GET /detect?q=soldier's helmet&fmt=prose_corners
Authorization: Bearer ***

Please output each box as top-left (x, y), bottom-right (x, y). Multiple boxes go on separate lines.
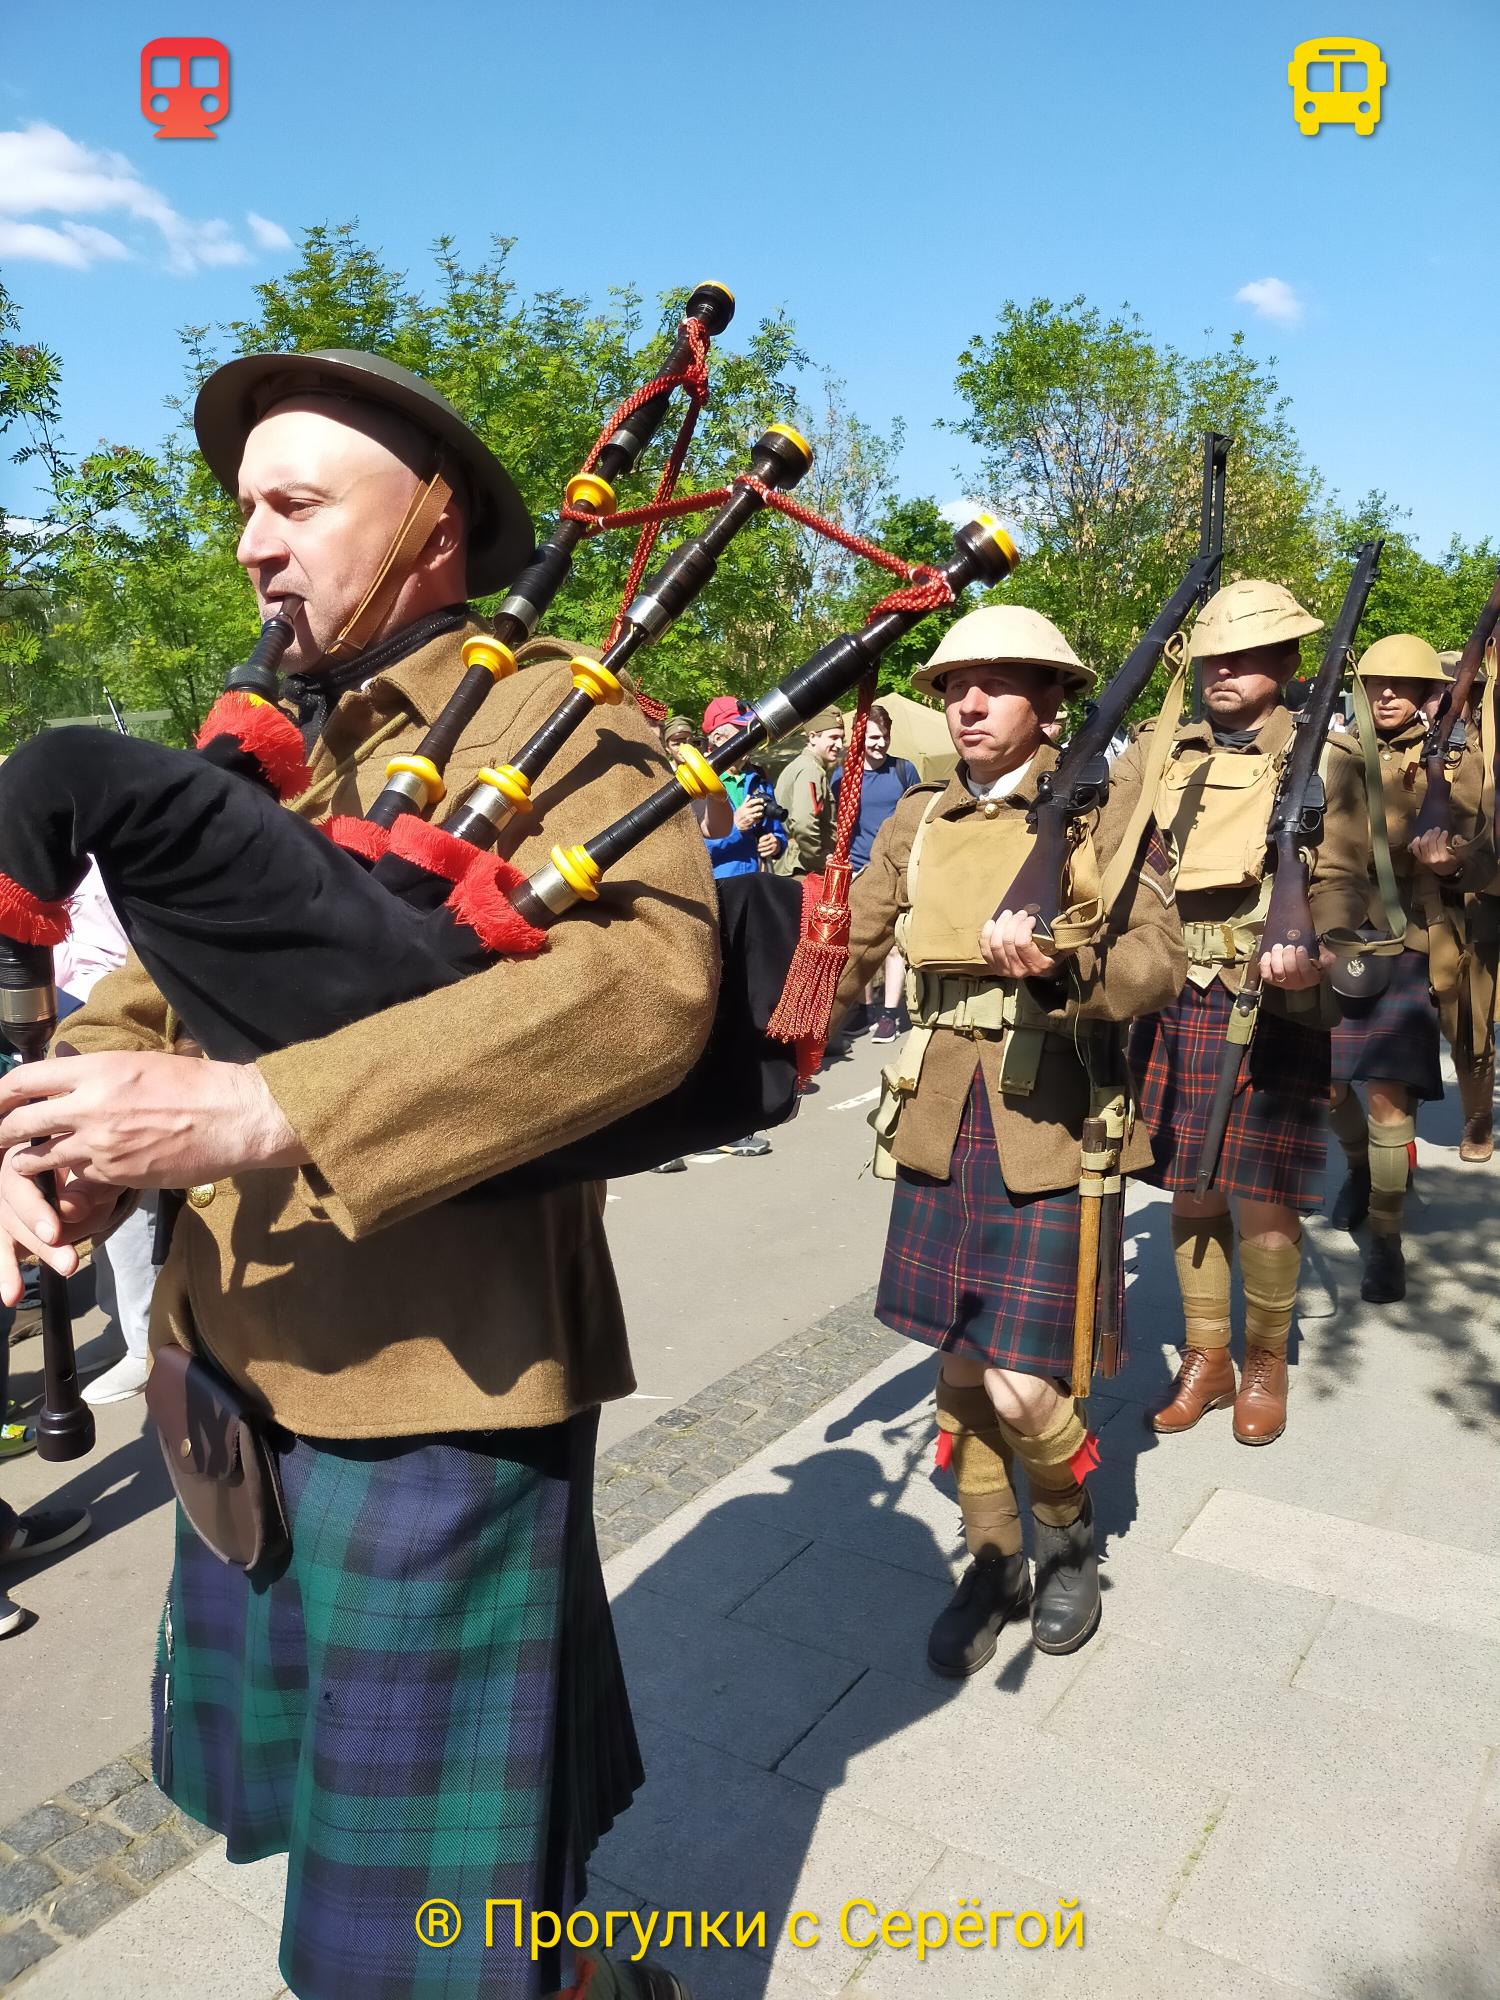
top-left (911, 605), bottom-right (1095, 699)
top-left (1356, 634), bottom-right (1449, 683)
top-left (1188, 579), bottom-right (1323, 660)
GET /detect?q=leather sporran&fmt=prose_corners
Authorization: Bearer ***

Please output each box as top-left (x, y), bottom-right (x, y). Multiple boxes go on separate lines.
top-left (145, 1344), bottom-right (289, 1570)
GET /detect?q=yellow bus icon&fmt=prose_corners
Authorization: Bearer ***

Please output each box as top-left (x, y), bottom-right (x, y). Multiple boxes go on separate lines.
top-left (1288, 37), bottom-right (1386, 136)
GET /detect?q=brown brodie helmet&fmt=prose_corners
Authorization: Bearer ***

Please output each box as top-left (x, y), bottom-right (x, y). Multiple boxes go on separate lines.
top-left (193, 348), bottom-right (535, 597)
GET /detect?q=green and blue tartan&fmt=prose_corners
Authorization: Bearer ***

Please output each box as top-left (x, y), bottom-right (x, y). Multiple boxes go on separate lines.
top-left (152, 1410), bottom-right (639, 2000)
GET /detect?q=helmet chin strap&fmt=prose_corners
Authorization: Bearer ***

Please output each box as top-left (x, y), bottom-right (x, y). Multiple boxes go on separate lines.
top-left (321, 467), bottom-right (454, 663)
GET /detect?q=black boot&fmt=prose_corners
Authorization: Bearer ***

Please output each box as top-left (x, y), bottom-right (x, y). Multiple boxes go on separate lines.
top-left (927, 1551), bottom-right (1031, 1677)
top-left (1331, 1161), bottom-right (1371, 1231)
top-left (1030, 1490), bottom-right (1101, 1655)
top-left (1360, 1231), bottom-right (1406, 1304)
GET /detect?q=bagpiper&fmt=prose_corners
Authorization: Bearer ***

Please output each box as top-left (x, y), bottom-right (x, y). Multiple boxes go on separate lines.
top-left (835, 606), bottom-right (1186, 1672)
top-left (1327, 634), bottom-right (1495, 1299)
top-left (1123, 580), bottom-right (1370, 1445)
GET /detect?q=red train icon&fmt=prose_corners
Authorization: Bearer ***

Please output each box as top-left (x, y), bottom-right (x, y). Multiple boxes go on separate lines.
top-left (140, 38), bottom-right (230, 140)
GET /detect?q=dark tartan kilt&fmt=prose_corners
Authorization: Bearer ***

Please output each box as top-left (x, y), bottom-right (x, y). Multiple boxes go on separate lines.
top-left (152, 1410), bottom-right (639, 2000)
top-left (876, 1075), bottom-right (1119, 1377)
top-left (1332, 947), bottom-right (1443, 1100)
top-left (1130, 979), bottom-right (1330, 1210)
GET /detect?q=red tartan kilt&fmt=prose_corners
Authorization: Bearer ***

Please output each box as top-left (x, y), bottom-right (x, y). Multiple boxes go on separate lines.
top-left (876, 1076), bottom-right (1118, 1377)
top-left (1129, 980), bottom-right (1330, 1209)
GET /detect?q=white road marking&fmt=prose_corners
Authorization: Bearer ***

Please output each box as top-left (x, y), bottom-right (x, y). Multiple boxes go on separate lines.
top-left (826, 1087), bottom-right (880, 1112)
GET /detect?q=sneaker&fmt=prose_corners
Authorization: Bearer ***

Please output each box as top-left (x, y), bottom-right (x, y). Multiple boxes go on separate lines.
top-left (82, 1354), bottom-right (150, 1406)
top-left (870, 1011), bottom-right (899, 1043)
top-left (0, 1506), bottom-right (92, 1567)
top-left (0, 1416), bottom-right (37, 1461)
top-left (649, 1158), bottom-right (687, 1174)
top-left (0, 1593), bottom-right (28, 1639)
top-left (721, 1134), bottom-right (771, 1158)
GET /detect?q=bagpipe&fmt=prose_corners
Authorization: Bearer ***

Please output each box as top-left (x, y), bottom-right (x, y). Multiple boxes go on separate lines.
top-left (0, 287), bottom-right (1020, 1461)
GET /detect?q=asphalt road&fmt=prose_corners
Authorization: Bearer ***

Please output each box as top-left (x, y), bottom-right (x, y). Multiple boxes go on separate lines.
top-left (0, 1033), bottom-right (897, 1816)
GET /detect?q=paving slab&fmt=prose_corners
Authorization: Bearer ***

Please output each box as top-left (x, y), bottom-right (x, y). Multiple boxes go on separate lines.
top-left (1174, 1488), bottom-right (1500, 1638)
top-left (778, 1669), bottom-right (1225, 1927)
top-left (610, 1584), bottom-right (865, 1770)
top-left (1043, 1631), bottom-right (1488, 1870)
top-left (16, 1868), bottom-right (283, 2000)
top-left (184, 1843), bottom-right (289, 1935)
top-left (728, 1540), bottom-right (958, 1688)
top-left (1165, 1795), bottom-right (1500, 1999)
top-left (1091, 1530), bottom-right (1332, 1681)
top-left (848, 1844), bottom-right (1305, 1999)
top-left (602, 1508), bottom-right (812, 1614)
top-left (1293, 1598), bottom-right (1500, 1745)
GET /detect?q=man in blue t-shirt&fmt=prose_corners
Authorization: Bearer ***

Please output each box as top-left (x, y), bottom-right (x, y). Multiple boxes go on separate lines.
top-left (830, 702), bottom-right (919, 1041)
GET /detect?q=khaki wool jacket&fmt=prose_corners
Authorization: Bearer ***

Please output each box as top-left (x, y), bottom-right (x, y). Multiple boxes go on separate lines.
top-left (1113, 705), bottom-right (1371, 995)
top-left (833, 746), bottom-right (1187, 1195)
top-left (61, 618), bottom-right (720, 1439)
top-left (774, 748), bottom-right (833, 876)
top-left (1350, 715), bottom-right (1494, 950)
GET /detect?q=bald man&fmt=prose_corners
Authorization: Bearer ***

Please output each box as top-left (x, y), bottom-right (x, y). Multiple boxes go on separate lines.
top-left (0, 353), bottom-right (713, 2000)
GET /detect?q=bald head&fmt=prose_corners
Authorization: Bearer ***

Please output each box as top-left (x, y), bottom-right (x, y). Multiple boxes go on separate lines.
top-left (234, 394), bottom-right (467, 668)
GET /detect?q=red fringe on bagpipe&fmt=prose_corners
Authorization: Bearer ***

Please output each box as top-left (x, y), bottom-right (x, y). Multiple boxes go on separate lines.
top-left (386, 814), bottom-right (485, 885)
top-left (445, 853), bottom-right (549, 959)
top-left (196, 694), bottom-right (310, 802)
top-left (0, 870), bottom-right (70, 948)
top-left (321, 816), bottom-right (392, 865)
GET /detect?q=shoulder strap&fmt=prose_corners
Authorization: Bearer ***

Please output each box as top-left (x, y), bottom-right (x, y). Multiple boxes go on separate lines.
top-left (904, 789), bottom-right (949, 905)
top-left (1094, 641), bottom-right (1191, 925)
top-left (1347, 672), bottom-right (1408, 940)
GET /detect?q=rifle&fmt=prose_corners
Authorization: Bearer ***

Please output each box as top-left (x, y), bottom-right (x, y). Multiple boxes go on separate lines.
top-left (1409, 562), bottom-right (1500, 847)
top-left (1191, 537), bottom-right (1384, 1196)
top-left (102, 687), bottom-right (128, 736)
top-left (995, 430), bottom-right (1232, 947)
top-left (1189, 433), bottom-right (1231, 723)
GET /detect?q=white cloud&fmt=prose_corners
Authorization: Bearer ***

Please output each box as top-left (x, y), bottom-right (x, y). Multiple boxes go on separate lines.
top-left (246, 211), bottom-right (292, 251)
top-left (0, 122), bottom-right (261, 273)
top-left (1234, 276), bottom-right (1304, 326)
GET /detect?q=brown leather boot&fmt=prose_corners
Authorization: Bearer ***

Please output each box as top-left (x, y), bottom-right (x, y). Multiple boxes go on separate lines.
top-left (1460, 1111), bottom-right (1493, 1164)
top-left (1151, 1346), bottom-right (1236, 1434)
top-left (1233, 1346), bottom-right (1288, 1445)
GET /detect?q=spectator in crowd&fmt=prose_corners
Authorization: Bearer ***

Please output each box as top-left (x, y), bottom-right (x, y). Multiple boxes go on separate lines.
top-left (661, 714), bottom-right (732, 841)
top-left (53, 861), bottom-right (158, 1405)
top-left (701, 696), bottom-right (786, 877)
top-left (831, 702), bottom-right (918, 1043)
top-left (775, 708), bottom-right (846, 876)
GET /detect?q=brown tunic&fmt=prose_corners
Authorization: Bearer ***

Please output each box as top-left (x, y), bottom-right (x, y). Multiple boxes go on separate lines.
top-left (61, 619), bottom-right (720, 1438)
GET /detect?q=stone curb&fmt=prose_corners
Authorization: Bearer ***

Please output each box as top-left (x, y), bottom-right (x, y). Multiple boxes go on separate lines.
top-left (1, 1290), bottom-right (902, 1987)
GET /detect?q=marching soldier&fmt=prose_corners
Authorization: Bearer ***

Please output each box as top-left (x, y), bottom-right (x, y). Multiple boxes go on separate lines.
top-left (0, 351), bottom-right (714, 2000)
top-left (835, 607), bottom-right (1186, 1672)
top-left (774, 706), bottom-right (846, 875)
top-left (1328, 636), bottom-right (1494, 1300)
top-left (1125, 580), bottom-right (1370, 1445)
top-left (1434, 650), bottom-right (1499, 1164)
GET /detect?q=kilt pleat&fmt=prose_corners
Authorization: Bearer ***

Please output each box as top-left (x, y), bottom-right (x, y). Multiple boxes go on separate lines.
top-left (151, 1410), bottom-right (636, 2000)
top-left (876, 1074), bottom-right (1109, 1377)
top-left (1331, 947), bottom-right (1443, 1099)
top-left (1130, 980), bottom-right (1330, 1209)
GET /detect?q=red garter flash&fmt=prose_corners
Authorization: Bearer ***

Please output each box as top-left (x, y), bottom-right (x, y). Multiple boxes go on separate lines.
top-left (320, 816), bottom-right (391, 865)
top-left (195, 693), bottom-right (310, 801)
top-left (0, 869), bottom-right (70, 947)
top-left (445, 852), bottom-right (549, 958)
top-left (1068, 1432), bottom-right (1102, 1483)
top-left (933, 1429), bottom-right (955, 1474)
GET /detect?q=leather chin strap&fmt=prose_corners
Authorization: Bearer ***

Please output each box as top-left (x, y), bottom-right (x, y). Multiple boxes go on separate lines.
top-left (322, 470), bottom-right (454, 662)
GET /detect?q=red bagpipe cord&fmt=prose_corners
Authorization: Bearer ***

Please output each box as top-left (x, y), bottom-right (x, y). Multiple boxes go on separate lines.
top-left (761, 566), bottom-right (957, 1078)
top-left (195, 693), bottom-right (310, 802)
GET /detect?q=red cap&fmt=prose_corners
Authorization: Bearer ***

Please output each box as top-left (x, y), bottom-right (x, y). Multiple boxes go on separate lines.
top-left (702, 695), bottom-right (751, 735)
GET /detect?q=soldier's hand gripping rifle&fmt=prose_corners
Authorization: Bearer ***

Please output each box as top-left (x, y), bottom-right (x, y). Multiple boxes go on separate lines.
top-left (1191, 537), bottom-right (1384, 1196)
top-left (987, 433), bottom-right (1231, 1393)
top-left (1409, 560), bottom-right (1500, 851)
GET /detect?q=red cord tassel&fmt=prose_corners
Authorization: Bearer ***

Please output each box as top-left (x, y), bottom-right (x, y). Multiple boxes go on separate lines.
top-left (0, 870), bottom-right (70, 947)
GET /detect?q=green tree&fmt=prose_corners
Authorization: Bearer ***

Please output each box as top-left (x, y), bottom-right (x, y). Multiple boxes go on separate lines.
top-left (946, 297), bottom-right (1326, 699)
top-left (1320, 490), bottom-right (1498, 653)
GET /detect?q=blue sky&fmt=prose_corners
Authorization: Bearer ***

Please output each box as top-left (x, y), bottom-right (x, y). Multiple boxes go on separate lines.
top-left (4, 1), bottom-right (1496, 554)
